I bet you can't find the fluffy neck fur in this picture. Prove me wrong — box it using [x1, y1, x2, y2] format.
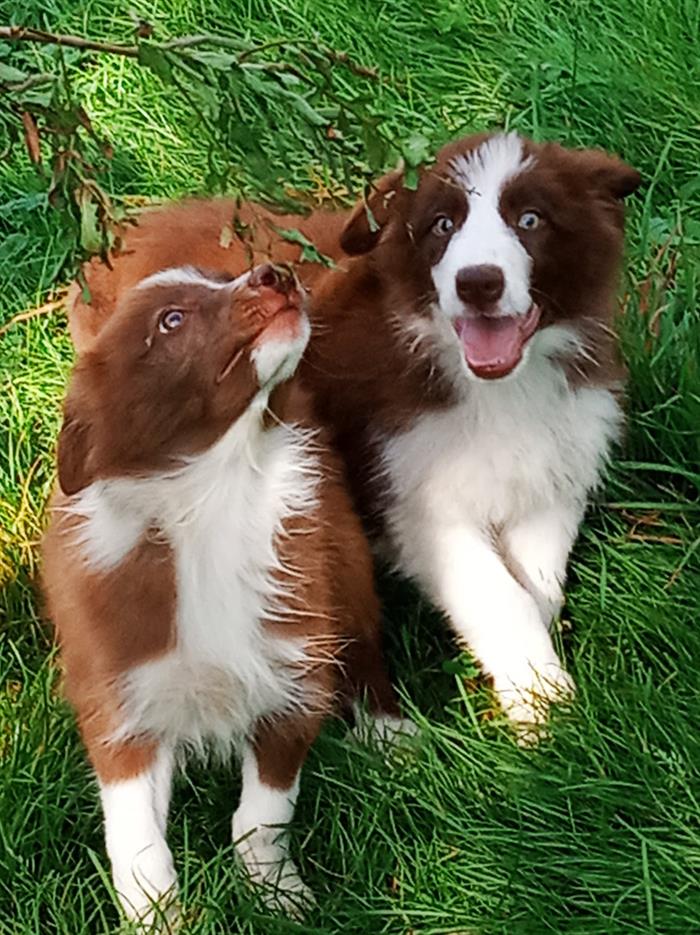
[66, 405, 322, 754]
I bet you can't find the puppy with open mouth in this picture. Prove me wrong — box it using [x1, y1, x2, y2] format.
[304, 131, 641, 732]
[42, 263, 405, 928]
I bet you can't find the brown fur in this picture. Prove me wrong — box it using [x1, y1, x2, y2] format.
[63, 134, 638, 539]
[68, 200, 349, 353]
[300, 133, 640, 525]
[43, 268, 399, 789]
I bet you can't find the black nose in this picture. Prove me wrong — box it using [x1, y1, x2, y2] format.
[455, 264, 505, 310]
[248, 263, 296, 295]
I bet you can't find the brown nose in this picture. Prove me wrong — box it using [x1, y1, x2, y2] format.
[248, 263, 296, 295]
[455, 264, 505, 311]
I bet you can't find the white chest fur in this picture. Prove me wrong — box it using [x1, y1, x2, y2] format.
[381, 329, 622, 574]
[71, 407, 320, 754]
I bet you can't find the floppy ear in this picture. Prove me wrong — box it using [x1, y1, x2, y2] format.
[340, 168, 405, 256]
[581, 150, 642, 200]
[57, 397, 98, 496]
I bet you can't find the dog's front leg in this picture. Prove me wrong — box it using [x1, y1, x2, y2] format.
[425, 524, 574, 729]
[98, 744, 178, 929]
[233, 716, 320, 917]
[501, 502, 584, 626]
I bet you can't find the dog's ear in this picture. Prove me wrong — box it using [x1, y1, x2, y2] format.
[578, 149, 641, 200]
[340, 168, 405, 256]
[57, 391, 98, 496]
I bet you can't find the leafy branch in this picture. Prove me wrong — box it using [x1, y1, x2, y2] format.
[0, 24, 380, 78]
[0, 19, 429, 280]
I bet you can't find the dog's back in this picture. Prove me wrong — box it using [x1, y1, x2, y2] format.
[68, 199, 348, 353]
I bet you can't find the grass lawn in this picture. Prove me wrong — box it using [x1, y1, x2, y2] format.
[1, 0, 699, 932]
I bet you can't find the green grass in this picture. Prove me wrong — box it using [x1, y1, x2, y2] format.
[1, 0, 699, 932]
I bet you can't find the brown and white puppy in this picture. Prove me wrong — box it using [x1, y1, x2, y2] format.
[42, 263, 404, 927]
[302, 132, 641, 730]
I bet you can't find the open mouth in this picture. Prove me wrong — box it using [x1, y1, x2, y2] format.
[453, 304, 541, 379]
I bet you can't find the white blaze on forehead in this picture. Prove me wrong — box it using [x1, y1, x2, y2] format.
[137, 265, 250, 292]
[431, 132, 534, 320]
[451, 132, 532, 200]
[135, 263, 308, 393]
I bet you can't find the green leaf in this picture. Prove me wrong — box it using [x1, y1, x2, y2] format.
[364, 126, 388, 172]
[20, 88, 54, 109]
[187, 50, 239, 70]
[275, 88, 328, 128]
[646, 215, 673, 246]
[404, 165, 419, 190]
[137, 44, 173, 83]
[679, 176, 700, 202]
[401, 132, 432, 168]
[278, 72, 303, 87]
[682, 218, 700, 245]
[359, 112, 388, 171]
[78, 197, 101, 254]
[240, 69, 271, 97]
[441, 655, 480, 678]
[275, 227, 336, 267]
[189, 81, 220, 119]
[0, 63, 29, 84]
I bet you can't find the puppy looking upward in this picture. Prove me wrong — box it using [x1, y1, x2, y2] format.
[42, 264, 403, 927]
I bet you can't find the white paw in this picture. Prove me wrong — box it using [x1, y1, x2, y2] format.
[238, 851, 315, 919]
[257, 861, 316, 919]
[233, 818, 314, 919]
[112, 843, 179, 931]
[352, 710, 419, 748]
[493, 661, 575, 735]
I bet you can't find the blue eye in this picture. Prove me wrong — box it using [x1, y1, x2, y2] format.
[432, 215, 454, 236]
[518, 210, 541, 231]
[158, 308, 186, 333]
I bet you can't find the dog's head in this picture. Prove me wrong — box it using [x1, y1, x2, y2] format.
[342, 132, 640, 383]
[57, 264, 309, 495]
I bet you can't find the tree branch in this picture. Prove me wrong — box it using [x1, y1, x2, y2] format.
[0, 24, 379, 79]
[0, 25, 139, 57]
[0, 295, 66, 338]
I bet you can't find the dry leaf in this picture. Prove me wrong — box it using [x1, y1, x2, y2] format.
[21, 111, 41, 164]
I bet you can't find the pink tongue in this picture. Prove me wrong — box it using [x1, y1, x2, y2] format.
[455, 315, 527, 379]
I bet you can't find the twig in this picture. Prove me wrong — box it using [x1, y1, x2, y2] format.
[0, 296, 66, 337]
[325, 48, 378, 79]
[160, 33, 245, 51]
[627, 532, 683, 545]
[0, 25, 138, 57]
[238, 36, 301, 63]
[1, 72, 54, 93]
[0, 25, 379, 79]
